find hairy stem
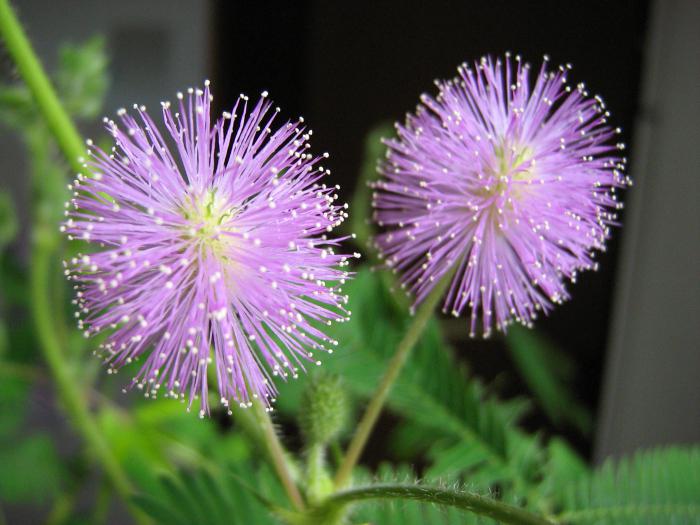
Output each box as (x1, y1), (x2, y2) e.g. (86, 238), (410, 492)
(334, 265), (456, 488)
(252, 401), (306, 511)
(315, 483), (555, 525)
(305, 443), (334, 506)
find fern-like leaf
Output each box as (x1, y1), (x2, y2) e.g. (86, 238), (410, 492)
(133, 464), (279, 525)
(557, 446), (700, 524)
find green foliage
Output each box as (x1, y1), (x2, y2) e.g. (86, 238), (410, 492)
(0, 377), (65, 504)
(0, 35), (108, 232)
(556, 446), (700, 524)
(0, 35), (107, 126)
(0, 191), (18, 251)
(133, 463), (279, 525)
(55, 36), (109, 119)
(0, 84), (36, 128)
(356, 495), (493, 525)
(135, 462), (555, 525)
(0, 318), (6, 358)
(505, 326), (592, 435)
(0, 433), (63, 503)
(532, 438), (589, 515)
(348, 122), (393, 249)
(279, 268), (551, 500)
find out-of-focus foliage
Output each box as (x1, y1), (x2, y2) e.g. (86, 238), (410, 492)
(349, 122), (392, 250)
(506, 326), (592, 435)
(0, 190), (17, 251)
(135, 447), (700, 525)
(55, 37), (108, 119)
(133, 462), (280, 525)
(0, 376), (64, 504)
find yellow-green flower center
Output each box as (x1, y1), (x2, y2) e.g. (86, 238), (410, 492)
(486, 143), (537, 204)
(180, 189), (237, 256)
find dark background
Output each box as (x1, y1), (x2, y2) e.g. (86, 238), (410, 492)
(214, 0), (650, 459)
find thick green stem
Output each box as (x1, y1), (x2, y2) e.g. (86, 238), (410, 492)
(334, 266), (457, 488)
(315, 484), (555, 525)
(305, 443), (333, 506)
(0, 0), (86, 175)
(252, 401), (306, 511)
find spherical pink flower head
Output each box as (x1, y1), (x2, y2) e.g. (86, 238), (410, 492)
(63, 82), (355, 416)
(372, 54), (629, 337)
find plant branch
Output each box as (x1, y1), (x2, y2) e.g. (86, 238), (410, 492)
(30, 235), (147, 522)
(315, 483), (555, 525)
(251, 400), (306, 511)
(334, 265), (457, 488)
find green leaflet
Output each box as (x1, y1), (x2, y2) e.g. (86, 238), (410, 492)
(133, 463), (280, 525)
(505, 325), (593, 435)
(557, 446), (700, 524)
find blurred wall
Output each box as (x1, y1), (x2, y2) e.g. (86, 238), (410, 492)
(0, 0), (209, 259)
(596, 0), (700, 460)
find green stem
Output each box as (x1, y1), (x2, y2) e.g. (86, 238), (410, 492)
(0, 0), (86, 175)
(45, 489), (77, 525)
(207, 370), (302, 489)
(334, 265), (457, 488)
(30, 237), (145, 520)
(305, 443), (333, 506)
(251, 400), (306, 511)
(92, 477), (112, 525)
(315, 484), (555, 525)
(0, 3), (146, 520)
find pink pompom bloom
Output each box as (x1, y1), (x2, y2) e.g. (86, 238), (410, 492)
(63, 83), (354, 416)
(372, 54), (629, 337)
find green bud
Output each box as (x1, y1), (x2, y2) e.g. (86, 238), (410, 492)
(298, 372), (348, 446)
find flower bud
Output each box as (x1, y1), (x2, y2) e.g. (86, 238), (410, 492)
(298, 372), (348, 446)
